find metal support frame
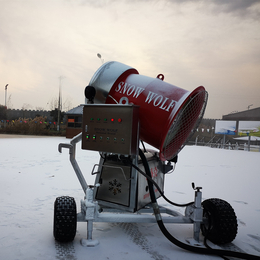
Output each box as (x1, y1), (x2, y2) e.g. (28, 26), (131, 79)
(58, 133), (204, 247)
(185, 186), (203, 242)
(59, 133), (88, 194)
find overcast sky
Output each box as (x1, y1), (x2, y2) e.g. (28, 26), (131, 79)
(1, 0), (260, 119)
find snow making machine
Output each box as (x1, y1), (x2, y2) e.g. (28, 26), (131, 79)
(54, 61), (243, 257)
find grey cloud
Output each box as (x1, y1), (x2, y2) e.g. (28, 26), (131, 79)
(167, 0), (260, 17)
(208, 0), (260, 18)
(85, 0), (260, 19)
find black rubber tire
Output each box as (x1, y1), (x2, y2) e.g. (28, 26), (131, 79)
(201, 198), (238, 244)
(53, 196), (77, 242)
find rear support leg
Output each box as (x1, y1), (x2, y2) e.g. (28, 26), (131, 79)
(185, 183), (203, 244)
(80, 186), (99, 247)
(81, 220), (99, 247)
(193, 185), (203, 242)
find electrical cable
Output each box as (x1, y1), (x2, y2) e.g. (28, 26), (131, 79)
(138, 148), (260, 260)
(131, 163), (193, 207)
(140, 140), (147, 153)
(119, 152), (193, 207)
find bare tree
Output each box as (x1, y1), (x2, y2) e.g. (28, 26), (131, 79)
(35, 106), (45, 111)
(48, 97), (73, 112)
(48, 98), (59, 110)
(63, 97), (73, 112)
(22, 103), (33, 110)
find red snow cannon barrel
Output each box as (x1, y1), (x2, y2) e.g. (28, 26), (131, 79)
(85, 61), (207, 161)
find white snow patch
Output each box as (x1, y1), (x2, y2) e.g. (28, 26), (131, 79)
(0, 135), (259, 259)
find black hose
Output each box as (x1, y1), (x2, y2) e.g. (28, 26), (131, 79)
(203, 225), (230, 260)
(131, 163), (193, 207)
(138, 148), (260, 260)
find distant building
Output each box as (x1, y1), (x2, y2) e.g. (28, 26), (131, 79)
(65, 105), (84, 138)
(222, 107), (260, 121)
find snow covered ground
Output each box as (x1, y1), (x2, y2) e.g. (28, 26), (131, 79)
(0, 134), (259, 260)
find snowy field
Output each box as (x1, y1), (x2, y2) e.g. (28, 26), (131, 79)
(0, 134), (259, 260)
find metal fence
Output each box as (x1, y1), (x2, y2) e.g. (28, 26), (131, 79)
(188, 137), (260, 152)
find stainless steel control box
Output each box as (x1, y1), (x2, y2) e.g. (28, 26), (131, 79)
(94, 151), (165, 212)
(82, 104), (139, 155)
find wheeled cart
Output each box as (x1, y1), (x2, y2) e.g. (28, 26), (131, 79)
(54, 104), (237, 248)
(53, 61), (246, 259)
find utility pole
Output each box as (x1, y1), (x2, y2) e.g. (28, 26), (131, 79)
(5, 84), (8, 107)
(57, 76), (65, 131)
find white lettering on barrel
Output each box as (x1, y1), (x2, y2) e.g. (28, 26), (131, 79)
(165, 100), (176, 111)
(126, 85), (135, 96)
(115, 82), (144, 98)
(121, 82), (128, 94)
(115, 82), (124, 92)
(145, 91), (176, 112)
(159, 97), (169, 110)
(153, 95), (163, 107)
(114, 82), (129, 94)
(115, 82), (176, 112)
(133, 86), (145, 98)
(145, 91), (158, 104)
